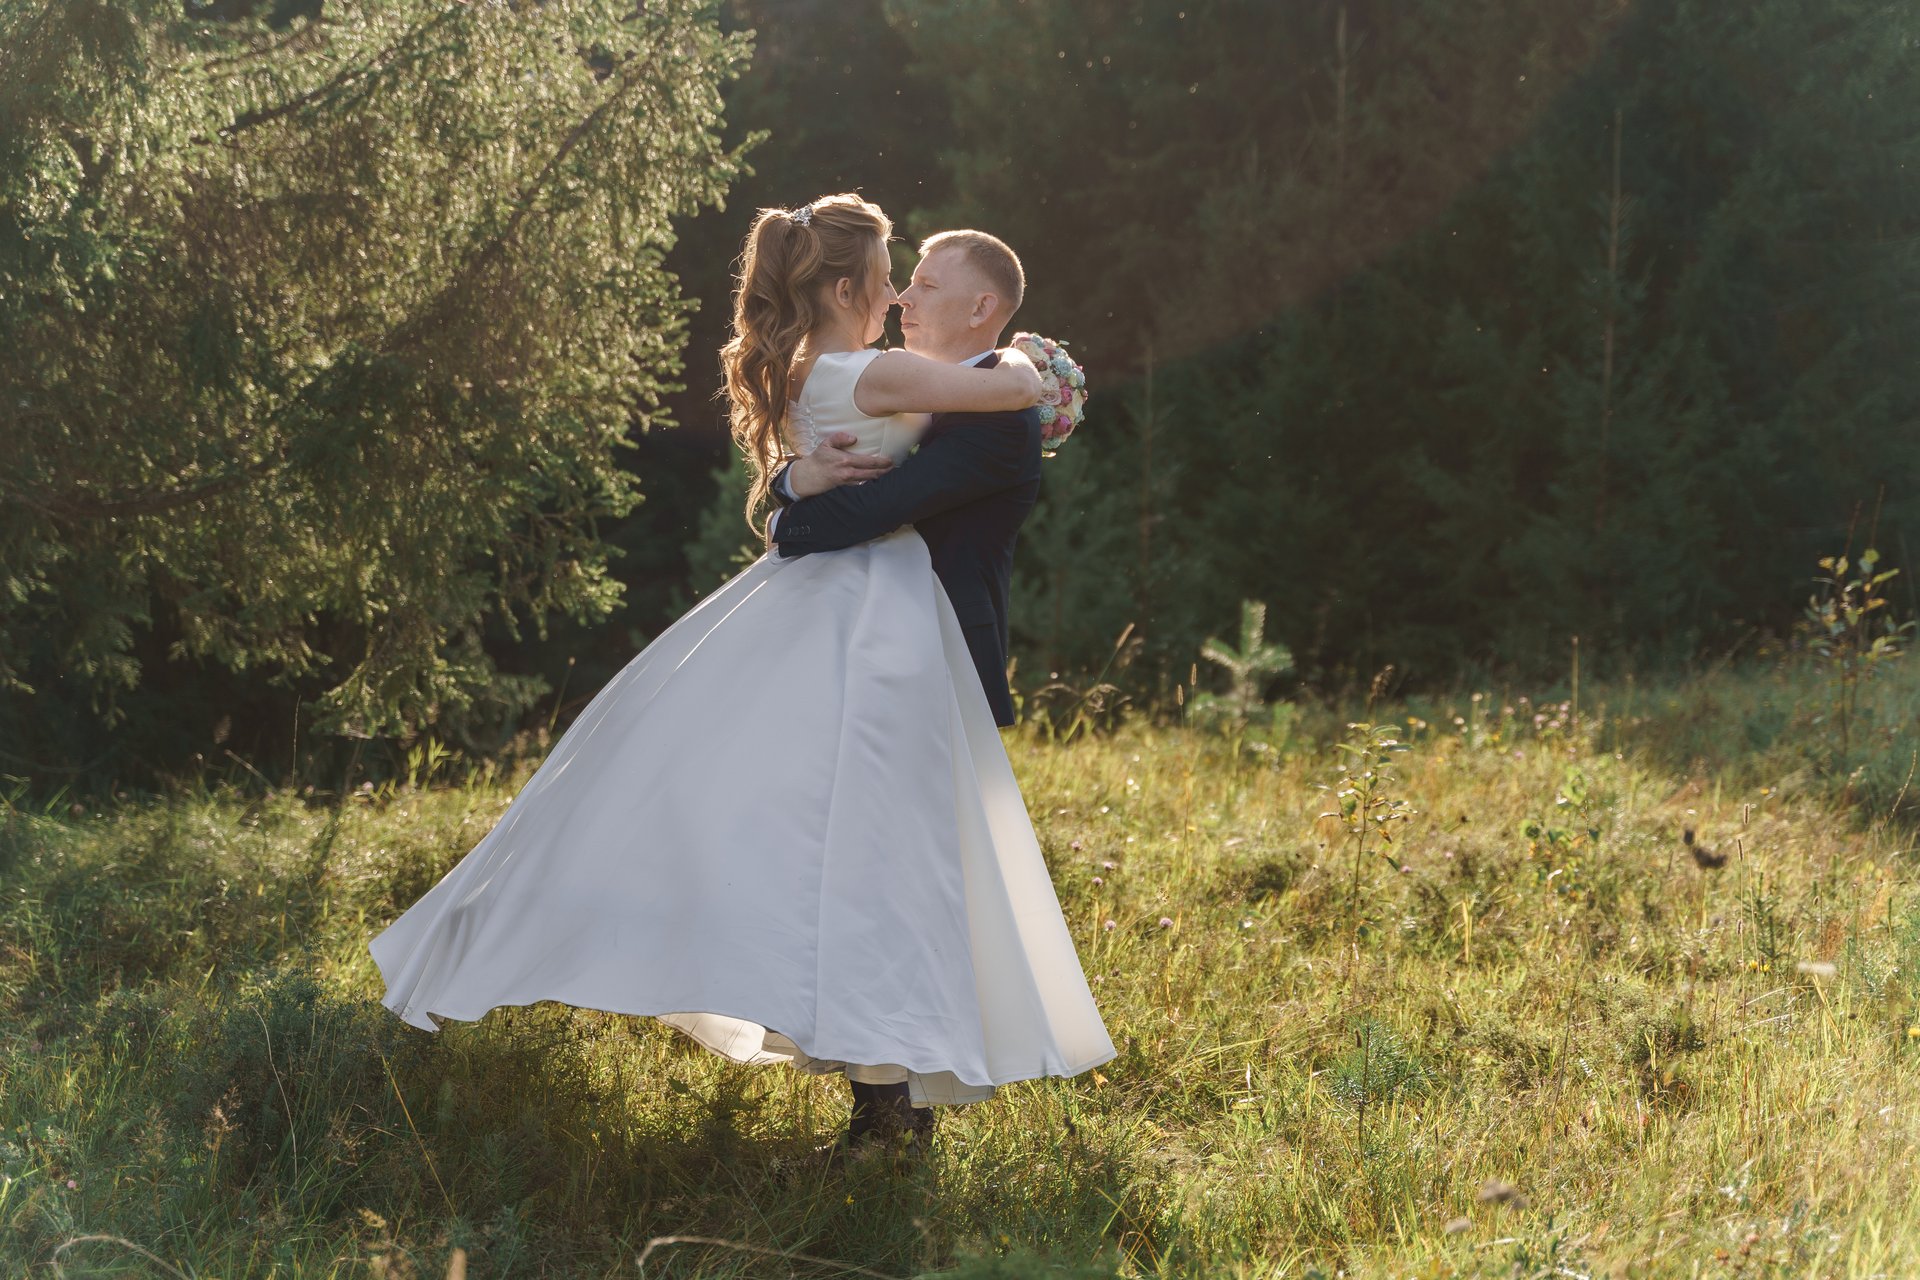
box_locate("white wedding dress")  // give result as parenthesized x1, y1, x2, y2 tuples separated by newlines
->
(368, 349, 1116, 1105)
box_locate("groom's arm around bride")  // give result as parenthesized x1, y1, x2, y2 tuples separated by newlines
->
(767, 384, 1041, 554)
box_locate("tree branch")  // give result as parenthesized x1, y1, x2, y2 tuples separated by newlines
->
(10, 461, 271, 523)
(213, 5, 465, 140)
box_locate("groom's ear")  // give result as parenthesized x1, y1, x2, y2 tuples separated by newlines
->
(970, 291, 1000, 329)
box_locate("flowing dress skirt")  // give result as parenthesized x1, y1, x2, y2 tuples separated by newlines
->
(368, 528, 1115, 1104)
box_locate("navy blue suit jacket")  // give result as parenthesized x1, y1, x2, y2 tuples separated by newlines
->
(769, 354, 1044, 727)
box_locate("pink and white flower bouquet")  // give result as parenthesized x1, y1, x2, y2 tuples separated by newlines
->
(1010, 331, 1086, 455)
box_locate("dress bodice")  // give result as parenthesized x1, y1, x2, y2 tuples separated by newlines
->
(786, 349, 930, 465)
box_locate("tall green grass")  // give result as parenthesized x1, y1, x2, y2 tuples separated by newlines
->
(4, 659, 1919, 1277)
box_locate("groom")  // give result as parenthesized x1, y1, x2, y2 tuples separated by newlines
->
(764, 228, 1043, 1147)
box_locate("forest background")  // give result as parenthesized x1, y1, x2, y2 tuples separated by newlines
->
(5, 0, 1918, 787)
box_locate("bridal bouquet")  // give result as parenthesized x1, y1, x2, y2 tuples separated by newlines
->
(1011, 331, 1086, 455)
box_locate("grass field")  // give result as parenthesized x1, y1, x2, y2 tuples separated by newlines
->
(4, 656, 1920, 1278)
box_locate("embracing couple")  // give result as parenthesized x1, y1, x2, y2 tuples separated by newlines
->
(369, 193, 1114, 1158)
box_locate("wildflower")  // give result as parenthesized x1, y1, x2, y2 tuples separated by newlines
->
(1158, 916, 1174, 929)
(1104, 920, 1117, 931)
(1092, 876, 1104, 886)
(1070, 840, 1084, 850)
(1102, 859, 1117, 869)
(66, 1179, 77, 1189)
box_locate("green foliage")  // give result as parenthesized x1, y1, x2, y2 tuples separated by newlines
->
(1319, 716, 1417, 945)
(0, 0, 752, 739)
(884, 0, 1920, 697)
(1800, 547, 1913, 756)
(1010, 438, 1137, 686)
(1326, 1018, 1430, 1113)
(886, 0, 1620, 379)
(683, 447, 764, 603)
(1190, 599, 1293, 731)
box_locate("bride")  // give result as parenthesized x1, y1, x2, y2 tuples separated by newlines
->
(368, 192, 1115, 1151)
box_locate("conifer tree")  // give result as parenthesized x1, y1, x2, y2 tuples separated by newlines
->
(1, 0, 751, 741)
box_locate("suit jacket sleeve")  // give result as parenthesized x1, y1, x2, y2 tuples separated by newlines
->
(769, 459, 797, 509)
(771, 407, 1038, 557)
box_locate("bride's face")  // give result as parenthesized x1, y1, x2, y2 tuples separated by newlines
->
(855, 236, 897, 345)
(818, 235, 896, 347)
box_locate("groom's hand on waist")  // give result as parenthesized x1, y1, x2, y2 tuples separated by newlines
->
(788, 432, 892, 498)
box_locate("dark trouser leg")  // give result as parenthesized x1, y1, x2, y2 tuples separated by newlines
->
(848, 1078, 912, 1140)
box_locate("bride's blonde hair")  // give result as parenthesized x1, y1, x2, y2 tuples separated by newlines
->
(720, 193, 893, 531)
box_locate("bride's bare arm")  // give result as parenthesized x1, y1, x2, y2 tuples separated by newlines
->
(850, 348, 1041, 417)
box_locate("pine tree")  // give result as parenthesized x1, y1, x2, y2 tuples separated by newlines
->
(893, 0, 1920, 688)
(0, 0, 752, 742)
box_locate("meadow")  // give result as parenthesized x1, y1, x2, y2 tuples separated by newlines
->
(4, 655, 1920, 1279)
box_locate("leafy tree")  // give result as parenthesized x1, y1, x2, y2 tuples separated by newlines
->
(0, 0, 751, 748)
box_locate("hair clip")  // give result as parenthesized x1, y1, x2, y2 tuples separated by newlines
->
(791, 204, 813, 227)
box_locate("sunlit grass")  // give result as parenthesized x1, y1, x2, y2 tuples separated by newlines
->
(4, 659, 1919, 1277)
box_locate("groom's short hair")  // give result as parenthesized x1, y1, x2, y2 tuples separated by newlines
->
(919, 230, 1025, 321)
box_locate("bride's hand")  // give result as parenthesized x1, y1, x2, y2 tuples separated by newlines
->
(790, 432, 893, 498)
(995, 347, 1043, 405)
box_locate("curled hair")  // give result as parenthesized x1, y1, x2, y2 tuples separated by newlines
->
(720, 193, 893, 531)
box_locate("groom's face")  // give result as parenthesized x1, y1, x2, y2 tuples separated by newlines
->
(898, 247, 991, 362)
